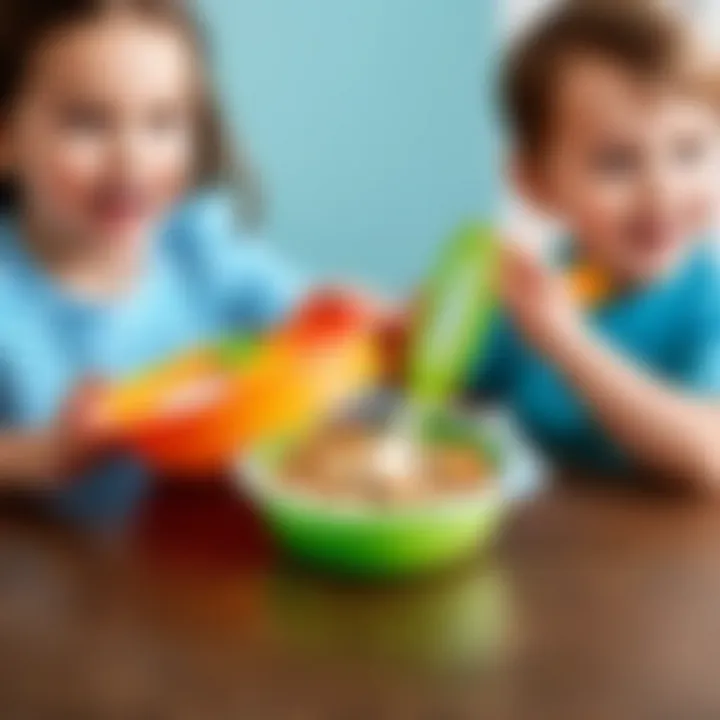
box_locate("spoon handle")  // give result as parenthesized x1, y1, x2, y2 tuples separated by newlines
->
(408, 223, 500, 409)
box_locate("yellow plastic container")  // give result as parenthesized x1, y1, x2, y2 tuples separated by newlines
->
(97, 294, 380, 474)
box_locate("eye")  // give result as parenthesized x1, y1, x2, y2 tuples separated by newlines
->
(674, 136, 706, 166)
(58, 103, 110, 134)
(146, 104, 189, 134)
(590, 145, 639, 178)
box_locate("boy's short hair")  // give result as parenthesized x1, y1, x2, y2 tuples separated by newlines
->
(502, 0, 715, 154)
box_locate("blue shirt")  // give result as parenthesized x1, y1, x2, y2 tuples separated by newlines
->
(471, 243, 720, 475)
(0, 195, 304, 524)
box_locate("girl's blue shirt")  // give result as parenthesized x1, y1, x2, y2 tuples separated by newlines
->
(0, 194, 305, 524)
(471, 242, 720, 476)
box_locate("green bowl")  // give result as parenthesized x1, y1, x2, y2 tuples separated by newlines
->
(236, 403, 507, 578)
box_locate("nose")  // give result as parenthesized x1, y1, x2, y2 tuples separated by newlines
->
(640, 157, 677, 212)
(110, 126, 148, 182)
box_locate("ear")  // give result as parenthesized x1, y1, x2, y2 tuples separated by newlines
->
(509, 151, 557, 216)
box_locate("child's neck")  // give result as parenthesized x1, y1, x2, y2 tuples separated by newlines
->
(21, 215, 148, 302)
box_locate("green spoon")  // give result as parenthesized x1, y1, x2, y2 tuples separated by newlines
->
(385, 223, 500, 457)
(408, 222, 500, 410)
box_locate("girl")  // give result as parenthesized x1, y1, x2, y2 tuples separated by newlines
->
(0, 0, 308, 523)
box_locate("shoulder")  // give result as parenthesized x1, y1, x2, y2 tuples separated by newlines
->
(681, 241, 720, 318)
(0, 219, 48, 350)
(167, 191, 240, 236)
(164, 191, 255, 254)
(660, 242, 720, 362)
(687, 239, 720, 281)
(162, 194, 305, 323)
(665, 241, 720, 391)
(0, 265, 23, 322)
(165, 191, 299, 277)
(163, 191, 267, 277)
(0, 218, 35, 307)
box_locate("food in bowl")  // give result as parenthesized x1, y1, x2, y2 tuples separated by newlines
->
(240, 403, 504, 576)
(277, 419, 491, 508)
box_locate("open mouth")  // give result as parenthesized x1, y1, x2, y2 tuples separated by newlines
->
(90, 185, 152, 225)
(627, 217, 679, 254)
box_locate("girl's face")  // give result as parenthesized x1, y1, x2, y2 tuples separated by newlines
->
(2, 17, 196, 252)
(526, 57, 720, 283)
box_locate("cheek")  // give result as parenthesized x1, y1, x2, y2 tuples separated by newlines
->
(15, 117, 106, 209)
(554, 162, 635, 234)
(47, 143, 105, 197)
(679, 166, 720, 230)
(139, 131, 194, 203)
(681, 185, 719, 231)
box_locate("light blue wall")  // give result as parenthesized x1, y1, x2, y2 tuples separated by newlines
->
(201, 0, 497, 292)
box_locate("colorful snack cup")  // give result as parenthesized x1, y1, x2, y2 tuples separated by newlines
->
(96, 294, 381, 474)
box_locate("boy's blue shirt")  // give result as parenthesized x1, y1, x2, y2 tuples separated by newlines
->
(471, 242, 720, 475)
(0, 194, 305, 524)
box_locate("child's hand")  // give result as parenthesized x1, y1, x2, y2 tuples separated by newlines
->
(323, 287, 415, 386)
(501, 243, 584, 359)
(42, 378, 112, 484)
(376, 303, 412, 386)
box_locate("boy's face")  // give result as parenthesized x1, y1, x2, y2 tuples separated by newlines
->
(523, 56, 720, 282)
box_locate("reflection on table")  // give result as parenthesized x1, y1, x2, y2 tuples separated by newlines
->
(0, 481, 718, 717)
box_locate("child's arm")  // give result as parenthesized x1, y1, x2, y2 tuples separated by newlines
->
(503, 244, 720, 492)
(0, 381, 106, 488)
(0, 430, 72, 487)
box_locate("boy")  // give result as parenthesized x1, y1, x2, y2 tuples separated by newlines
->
(478, 1, 720, 491)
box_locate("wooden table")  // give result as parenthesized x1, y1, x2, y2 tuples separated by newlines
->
(0, 481, 720, 718)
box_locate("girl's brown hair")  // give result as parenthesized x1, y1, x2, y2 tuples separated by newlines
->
(0, 0, 262, 225)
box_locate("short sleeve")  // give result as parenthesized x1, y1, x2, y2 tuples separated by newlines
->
(0, 354, 12, 425)
(0, 271, 24, 425)
(168, 193, 307, 331)
(678, 281, 720, 396)
(467, 312, 520, 401)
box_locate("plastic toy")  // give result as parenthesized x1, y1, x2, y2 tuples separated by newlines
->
(97, 292, 380, 474)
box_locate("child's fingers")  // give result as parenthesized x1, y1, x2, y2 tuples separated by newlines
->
(500, 244, 530, 301)
(502, 243, 543, 281)
(376, 308, 412, 386)
(47, 377, 114, 484)
(61, 378, 97, 423)
(62, 377, 114, 446)
(502, 243, 559, 300)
